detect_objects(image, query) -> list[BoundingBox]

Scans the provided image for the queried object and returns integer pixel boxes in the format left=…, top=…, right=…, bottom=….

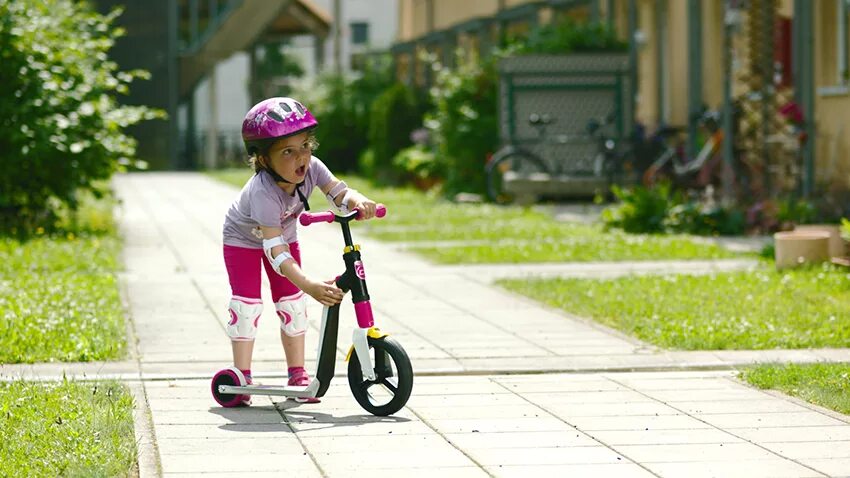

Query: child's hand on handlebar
left=305, top=279, right=344, bottom=306
left=353, top=198, right=378, bottom=219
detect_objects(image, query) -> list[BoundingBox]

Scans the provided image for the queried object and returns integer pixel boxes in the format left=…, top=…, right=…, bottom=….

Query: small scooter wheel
left=211, top=367, right=248, bottom=408
left=348, top=336, right=413, bottom=416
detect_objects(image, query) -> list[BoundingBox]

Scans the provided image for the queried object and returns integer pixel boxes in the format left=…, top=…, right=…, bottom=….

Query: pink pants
left=223, top=242, right=301, bottom=301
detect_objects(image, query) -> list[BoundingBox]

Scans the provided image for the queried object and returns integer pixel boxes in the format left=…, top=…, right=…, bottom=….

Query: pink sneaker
left=240, top=374, right=253, bottom=406
left=288, top=370, right=320, bottom=403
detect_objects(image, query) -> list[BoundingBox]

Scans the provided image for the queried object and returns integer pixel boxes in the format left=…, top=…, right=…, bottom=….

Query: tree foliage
left=425, top=54, right=500, bottom=196
left=294, top=55, right=394, bottom=172
left=368, top=82, right=420, bottom=180
left=0, top=0, right=163, bottom=235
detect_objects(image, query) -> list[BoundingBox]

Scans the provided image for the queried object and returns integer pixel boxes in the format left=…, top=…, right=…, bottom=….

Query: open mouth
left=295, top=165, right=307, bottom=177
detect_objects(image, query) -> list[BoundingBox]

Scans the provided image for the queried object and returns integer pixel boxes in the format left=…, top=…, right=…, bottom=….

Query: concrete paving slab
left=699, top=411, right=850, bottom=429
left=321, top=467, right=491, bottom=478
left=588, top=428, right=745, bottom=446
left=567, top=413, right=713, bottom=431
left=412, top=404, right=551, bottom=420
left=543, top=401, right=683, bottom=417
left=467, top=445, right=626, bottom=465
left=763, top=441, right=850, bottom=459
left=158, top=452, right=320, bottom=474
left=521, top=389, right=653, bottom=405
left=732, top=426, right=850, bottom=443
left=310, top=449, right=474, bottom=471
left=425, top=416, right=573, bottom=434
left=443, top=430, right=599, bottom=449
left=615, top=442, right=780, bottom=462
left=484, top=463, right=657, bottom=478
left=798, top=459, right=850, bottom=477
left=673, top=399, right=815, bottom=415
left=647, top=459, right=827, bottom=478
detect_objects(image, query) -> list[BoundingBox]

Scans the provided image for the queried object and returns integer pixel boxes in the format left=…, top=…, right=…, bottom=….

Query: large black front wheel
left=348, top=336, right=413, bottom=416
left=485, top=149, right=548, bottom=205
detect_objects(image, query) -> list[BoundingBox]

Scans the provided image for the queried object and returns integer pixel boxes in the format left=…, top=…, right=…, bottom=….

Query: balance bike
left=211, top=204, right=414, bottom=416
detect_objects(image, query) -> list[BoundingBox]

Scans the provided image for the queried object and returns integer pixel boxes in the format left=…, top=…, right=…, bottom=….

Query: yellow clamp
left=344, top=327, right=389, bottom=362
left=343, top=244, right=361, bottom=253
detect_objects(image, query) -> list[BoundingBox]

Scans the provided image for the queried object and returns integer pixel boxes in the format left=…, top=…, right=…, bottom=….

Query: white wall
left=291, top=0, right=399, bottom=77
left=194, top=52, right=251, bottom=132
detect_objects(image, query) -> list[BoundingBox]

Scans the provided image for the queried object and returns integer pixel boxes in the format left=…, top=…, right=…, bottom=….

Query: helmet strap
left=261, top=166, right=310, bottom=212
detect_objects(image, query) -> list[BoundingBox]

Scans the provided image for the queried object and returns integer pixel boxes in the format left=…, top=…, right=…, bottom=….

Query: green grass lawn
left=741, top=363, right=850, bottom=415
left=206, top=169, right=742, bottom=263
left=0, top=191, right=126, bottom=363
left=499, top=263, right=850, bottom=350
left=0, top=380, right=136, bottom=477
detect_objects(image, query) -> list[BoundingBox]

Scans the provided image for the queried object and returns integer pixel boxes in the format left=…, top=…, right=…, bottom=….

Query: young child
left=222, top=97, right=377, bottom=405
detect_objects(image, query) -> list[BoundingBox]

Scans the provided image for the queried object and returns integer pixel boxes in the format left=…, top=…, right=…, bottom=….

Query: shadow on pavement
left=276, top=400, right=411, bottom=430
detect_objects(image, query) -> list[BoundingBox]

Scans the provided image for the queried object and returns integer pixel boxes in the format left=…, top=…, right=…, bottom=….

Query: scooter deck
left=218, top=384, right=314, bottom=398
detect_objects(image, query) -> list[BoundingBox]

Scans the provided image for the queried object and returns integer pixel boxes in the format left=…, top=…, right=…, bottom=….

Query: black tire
left=485, top=150, right=548, bottom=205
left=348, top=336, right=413, bottom=416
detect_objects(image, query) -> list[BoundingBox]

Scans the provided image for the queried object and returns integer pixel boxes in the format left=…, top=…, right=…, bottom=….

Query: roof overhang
left=179, top=0, right=330, bottom=97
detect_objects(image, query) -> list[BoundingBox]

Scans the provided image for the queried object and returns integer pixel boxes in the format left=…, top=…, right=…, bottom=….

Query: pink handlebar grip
left=357, top=204, right=387, bottom=220
left=299, top=211, right=335, bottom=226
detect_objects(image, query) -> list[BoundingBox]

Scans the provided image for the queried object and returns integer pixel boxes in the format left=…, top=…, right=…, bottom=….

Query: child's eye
left=281, top=149, right=293, bottom=157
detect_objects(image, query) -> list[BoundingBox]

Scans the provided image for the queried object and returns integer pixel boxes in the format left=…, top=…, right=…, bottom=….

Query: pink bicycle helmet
left=241, top=97, right=318, bottom=155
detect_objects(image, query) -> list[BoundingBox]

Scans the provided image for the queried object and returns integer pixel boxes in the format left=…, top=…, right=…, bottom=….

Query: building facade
left=393, top=0, right=850, bottom=195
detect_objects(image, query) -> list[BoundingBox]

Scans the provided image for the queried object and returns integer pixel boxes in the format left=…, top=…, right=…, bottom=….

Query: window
left=821, top=0, right=850, bottom=89
left=351, top=22, right=369, bottom=45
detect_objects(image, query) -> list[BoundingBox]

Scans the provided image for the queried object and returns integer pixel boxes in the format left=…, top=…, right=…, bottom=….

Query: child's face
left=263, top=132, right=312, bottom=183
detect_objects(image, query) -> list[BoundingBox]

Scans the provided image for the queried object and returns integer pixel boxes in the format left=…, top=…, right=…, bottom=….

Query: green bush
left=604, top=184, right=746, bottom=236
left=514, top=18, right=628, bottom=54
left=252, top=41, right=304, bottom=98
left=369, top=83, right=419, bottom=179
left=665, top=202, right=745, bottom=236
left=392, top=145, right=443, bottom=187
left=0, top=0, right=162, bottom=235
left=602, top=184, right=675, bottom=234
left=426, top=55, right=500, bottom=196
left=777, top=196, right=817, bottom=228
left=295, top=55, right=394, bottom=173
left=358, top=147, right=376, bottom=177
left=298, top=74, right=363, bottom=172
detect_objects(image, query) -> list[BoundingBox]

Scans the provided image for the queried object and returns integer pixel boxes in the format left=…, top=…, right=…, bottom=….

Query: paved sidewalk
left=104, top=172, right=850, bottom=477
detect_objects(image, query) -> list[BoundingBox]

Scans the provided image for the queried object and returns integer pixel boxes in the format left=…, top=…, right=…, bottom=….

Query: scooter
left=211, top=204, right=414, bottom=416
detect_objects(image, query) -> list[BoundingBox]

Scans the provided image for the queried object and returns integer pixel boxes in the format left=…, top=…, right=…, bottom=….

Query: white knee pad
left=226, top=296, right=263, bottom=341
left=275, top=292, right=308, bottom=337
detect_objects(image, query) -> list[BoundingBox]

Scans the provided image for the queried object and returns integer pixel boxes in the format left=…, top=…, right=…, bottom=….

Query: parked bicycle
left=586, top=113, right=631, bottom=193
left=640, top=109, right=725, bottom=190
left=485, top=113, right=627, bottom=204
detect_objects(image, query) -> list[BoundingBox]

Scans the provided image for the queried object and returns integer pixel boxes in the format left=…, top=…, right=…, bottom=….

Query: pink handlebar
left=299, top=210, right=335, bottom=226
left=299, top=204, right=386, bottom=226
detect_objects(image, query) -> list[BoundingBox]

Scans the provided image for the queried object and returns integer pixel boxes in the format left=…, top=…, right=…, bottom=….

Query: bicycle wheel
left=486, top=149, right=548, bottom=205
left=348, top=336, right=413, bottom=416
